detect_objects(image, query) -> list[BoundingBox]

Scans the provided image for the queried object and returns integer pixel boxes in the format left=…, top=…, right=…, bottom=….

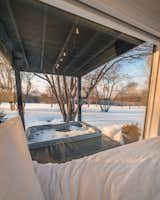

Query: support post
left=77, top=76, right=82, bottom=122
left=15, top=69, right=25, bottom=129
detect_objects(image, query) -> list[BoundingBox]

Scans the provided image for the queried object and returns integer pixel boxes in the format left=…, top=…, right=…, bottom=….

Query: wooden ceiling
left=0, top=0, right=143, bottom=77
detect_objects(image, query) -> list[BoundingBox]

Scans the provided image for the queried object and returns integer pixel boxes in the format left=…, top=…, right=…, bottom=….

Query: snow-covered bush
left=121, top=124, right=141, bottom=144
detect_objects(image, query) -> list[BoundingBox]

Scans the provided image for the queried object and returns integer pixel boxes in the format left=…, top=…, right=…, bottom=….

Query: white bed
left=34, top=137, right=160, bottom=200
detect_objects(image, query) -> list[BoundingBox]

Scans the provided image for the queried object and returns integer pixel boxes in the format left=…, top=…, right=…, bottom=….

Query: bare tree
left=21, top=72, right=34, bottom=106
left=44, top=86, right=57, bottom=107
left=114, top=81, right=149, bottom=106
left=86, top=87, right=100, bottom=106
left=98, top=66, right=126, bottom=112
left=82, top=43, right=152, bottom=101
left=34, top=74, right=78, bottom=122
left=118, top=82, right=139, bottom=96
left=0, top=51, right=16, bottom=110
left=140, top=88, right=148, bottom=106
left=0, top=63, right=15, bottom=110
left=35, top=43, right=152, bottom=121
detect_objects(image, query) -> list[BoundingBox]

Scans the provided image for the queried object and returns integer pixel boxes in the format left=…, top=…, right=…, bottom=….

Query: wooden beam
left=0, top=22, right=13, bottom=52
left=6, top=0, right=29, bottom=69
left=15, top=69, right=25, bottom=129
left=40, top=6, right=47, bottom=71
left=63, top=32, right=100, bottom=73
left=54, top=22, right=77, bottom=70
left=74, top=35, right=120, bottom=75
left=77, top=76, right=82, bottom=121
left=79, top=46, right=116, bottom=76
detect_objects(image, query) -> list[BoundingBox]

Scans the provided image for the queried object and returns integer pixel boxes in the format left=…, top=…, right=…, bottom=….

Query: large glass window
left=0, top=0, right=153, bottom=163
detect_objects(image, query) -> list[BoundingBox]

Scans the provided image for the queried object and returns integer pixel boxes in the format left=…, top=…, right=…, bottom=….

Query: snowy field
left=0, top=103, right=146, bottom=143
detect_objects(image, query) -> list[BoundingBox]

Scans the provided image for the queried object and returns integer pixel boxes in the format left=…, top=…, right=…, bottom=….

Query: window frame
left=143, top=45, right=160, bottom=138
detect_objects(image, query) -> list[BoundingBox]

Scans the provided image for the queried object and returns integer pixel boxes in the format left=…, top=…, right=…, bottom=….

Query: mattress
left=34, top=137, right=160, bottom=200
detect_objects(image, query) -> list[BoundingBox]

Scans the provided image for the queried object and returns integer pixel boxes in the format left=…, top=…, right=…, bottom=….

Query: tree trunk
left=99, top=103, right=111, bottom=112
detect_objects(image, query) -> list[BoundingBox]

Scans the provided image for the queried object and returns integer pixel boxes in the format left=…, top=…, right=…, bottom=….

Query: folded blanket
left=34, top=137, right=160, bottom=200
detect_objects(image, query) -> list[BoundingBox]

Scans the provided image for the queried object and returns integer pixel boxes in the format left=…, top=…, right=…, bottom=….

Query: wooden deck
left=78, top=135, right=120, bottom=156
left=101, top=135, right=121, bottom=150
left=58, top=135, right=121, bottom=163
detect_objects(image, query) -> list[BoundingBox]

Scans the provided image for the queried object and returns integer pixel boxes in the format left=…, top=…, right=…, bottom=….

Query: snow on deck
left=0, top=103, right=146, bottom=143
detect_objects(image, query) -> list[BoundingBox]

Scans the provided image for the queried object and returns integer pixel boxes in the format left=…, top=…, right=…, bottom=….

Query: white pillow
left=0, top=117, right=44, bottom=200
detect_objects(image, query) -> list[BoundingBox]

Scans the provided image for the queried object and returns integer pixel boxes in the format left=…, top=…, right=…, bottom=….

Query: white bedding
left=34, top=137, right=160, bottom=200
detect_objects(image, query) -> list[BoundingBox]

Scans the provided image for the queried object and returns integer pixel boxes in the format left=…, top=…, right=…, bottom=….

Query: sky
left=120, top=57, right=149, bottom=86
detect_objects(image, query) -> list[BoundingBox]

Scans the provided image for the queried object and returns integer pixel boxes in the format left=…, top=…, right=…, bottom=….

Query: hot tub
left=27, top=121, right=101, bottom=163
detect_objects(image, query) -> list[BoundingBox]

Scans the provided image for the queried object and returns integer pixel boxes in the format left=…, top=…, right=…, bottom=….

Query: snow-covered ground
left=0, top=103, right=146, bottom=143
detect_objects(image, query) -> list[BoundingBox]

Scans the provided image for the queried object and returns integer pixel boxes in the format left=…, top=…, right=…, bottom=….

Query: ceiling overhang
left=0, top=0, right=143, bottom=76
